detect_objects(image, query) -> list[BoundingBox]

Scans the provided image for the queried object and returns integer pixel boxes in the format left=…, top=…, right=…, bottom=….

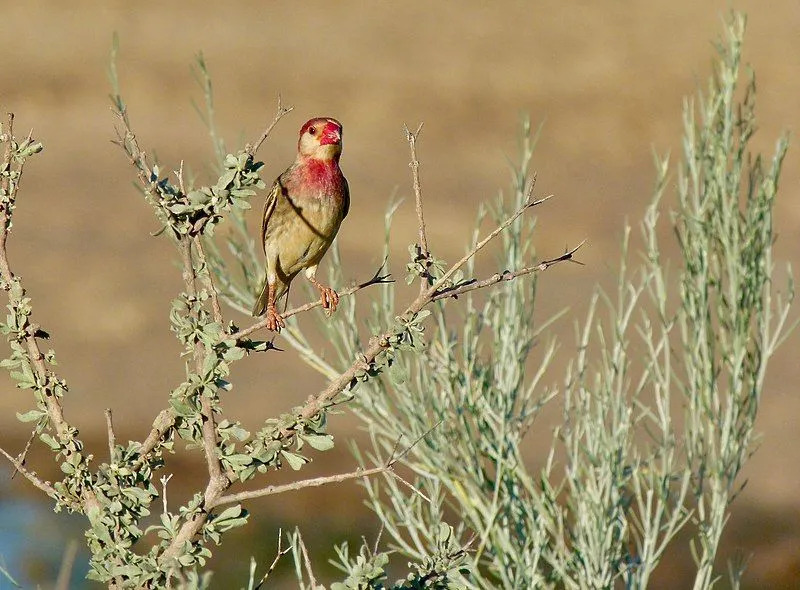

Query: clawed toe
left=319, top=287, right=339, bottom=314
left=266, top=306, right=285, bottom=332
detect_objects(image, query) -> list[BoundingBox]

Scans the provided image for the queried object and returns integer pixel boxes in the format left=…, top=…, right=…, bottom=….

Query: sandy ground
left=0, top=1, right=799, bottom=587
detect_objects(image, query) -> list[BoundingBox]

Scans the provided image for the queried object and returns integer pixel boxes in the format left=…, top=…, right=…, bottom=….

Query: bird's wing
left=342, top=176, right=350, bottom=219
left=260, top=177, right=284, bottom=255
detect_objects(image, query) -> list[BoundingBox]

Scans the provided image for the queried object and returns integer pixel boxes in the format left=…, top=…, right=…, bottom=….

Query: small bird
left=252, top=117, right=349, bottom=332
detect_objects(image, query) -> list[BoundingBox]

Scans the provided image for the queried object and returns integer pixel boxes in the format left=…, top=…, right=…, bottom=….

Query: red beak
left=319, top=127, right=341, bottom=146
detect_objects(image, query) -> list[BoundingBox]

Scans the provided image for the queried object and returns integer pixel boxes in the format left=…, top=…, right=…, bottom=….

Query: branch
left=230, top=265, right=393, bottom=340
left=0, top=114, right=86, bottom=502
left=179, top=238, right=225, bottom=487
left=134, top=408, right=175, bottom=469
left=245, top=96, right=293, bottom=158
left=212, top=463, right=393, bottom=507
left=9, top=427, right=36, bottom=480
left=0, top=444, right=63, bottom=502
left=430, top=240, right=586, bottom=302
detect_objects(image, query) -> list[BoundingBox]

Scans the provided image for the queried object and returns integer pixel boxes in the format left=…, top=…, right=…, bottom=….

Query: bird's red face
left=298, top=118, right=343, bottom=160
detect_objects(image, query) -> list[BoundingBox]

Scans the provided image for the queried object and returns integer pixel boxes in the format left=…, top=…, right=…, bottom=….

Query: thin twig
left=296, top=532, right=319, bottom=589
left=213, top=464, right=392, bottom=507
left=10, top=427, right=36, bottom=480
left=278, top=192, right=566, bottom=444
left=104, top=409, right=116, bottom=462
left=430, top=240, right=586, bottom=302
left=246, top=96, right=294, bottom=158
left=134, top=408, right=175, bottom=469
left=254, top=529, right=291, bottom=590
left=0, top=445, right=61, bottom=500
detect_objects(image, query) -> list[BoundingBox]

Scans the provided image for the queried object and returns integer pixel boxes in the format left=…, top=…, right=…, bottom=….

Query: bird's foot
left=266, top=305, right=286, bottom=332
left=316, top=284, right=339, bottom=315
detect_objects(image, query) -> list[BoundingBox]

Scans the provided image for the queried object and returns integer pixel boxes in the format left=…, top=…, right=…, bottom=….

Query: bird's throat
left=300, top=156, right=343, bottom=192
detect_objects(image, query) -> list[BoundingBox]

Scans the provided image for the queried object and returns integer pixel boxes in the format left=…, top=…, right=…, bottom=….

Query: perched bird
left=252, top=117, right=349, bottom=332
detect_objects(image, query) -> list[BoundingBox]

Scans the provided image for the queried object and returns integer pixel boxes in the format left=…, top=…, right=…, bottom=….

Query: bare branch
left=160, top=473, right=173, bottom=515
left=111, top=108, right=159, bottom=196
left=213, top=464, right=391, bottom=507
left=277, top=191, right=560, bottom=445
left=135, top=408, right=175, bottom=468
left=430, top=240, right=586, bottom=302
left=254, top=529, right=291, bottom=590
left=0, top=444, right=62, bottom=501
left=246, top=96, right=294, bottom=158
left=10, top=427, right=36, bottom=480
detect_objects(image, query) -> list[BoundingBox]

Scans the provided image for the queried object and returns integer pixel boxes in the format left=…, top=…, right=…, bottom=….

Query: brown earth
left=0, top=1, right=799, bottom=587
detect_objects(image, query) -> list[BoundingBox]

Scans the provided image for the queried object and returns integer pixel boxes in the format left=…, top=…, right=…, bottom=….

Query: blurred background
left=0, top=1, right=798, bottom=587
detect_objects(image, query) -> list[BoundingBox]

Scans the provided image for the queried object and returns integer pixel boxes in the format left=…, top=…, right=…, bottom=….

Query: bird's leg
left=265, top=280, right=285, bottom=332
left=305, top=266, right=339, bottom=315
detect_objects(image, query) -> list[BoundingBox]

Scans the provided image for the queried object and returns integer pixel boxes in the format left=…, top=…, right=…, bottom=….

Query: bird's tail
left=252, top=281, right=270, bottom=317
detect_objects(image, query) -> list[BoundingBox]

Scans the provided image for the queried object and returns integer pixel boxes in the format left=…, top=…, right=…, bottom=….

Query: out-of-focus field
left=0, top=1, right=798, bottom=587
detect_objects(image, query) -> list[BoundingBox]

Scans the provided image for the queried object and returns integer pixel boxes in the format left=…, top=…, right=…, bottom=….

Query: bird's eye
left=308, top=126, right=316, bottom=135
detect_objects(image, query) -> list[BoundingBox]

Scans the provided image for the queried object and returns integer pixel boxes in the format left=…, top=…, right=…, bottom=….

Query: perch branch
left=230, top=266, right=393, bottom=340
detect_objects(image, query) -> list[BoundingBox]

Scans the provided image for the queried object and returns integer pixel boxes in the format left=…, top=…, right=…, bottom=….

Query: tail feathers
left=252, top=281, right=270, bottom=317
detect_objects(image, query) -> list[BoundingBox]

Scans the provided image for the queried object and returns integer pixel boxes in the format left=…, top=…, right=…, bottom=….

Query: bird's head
left=297, top=117, right=343, bottom=161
